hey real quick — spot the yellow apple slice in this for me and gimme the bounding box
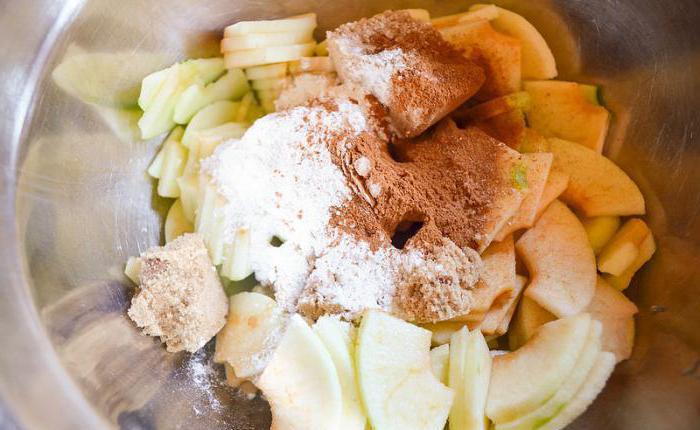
[586,277,638,362]
[251,77,290,91]
[258,314,342,430]
[313,316,367,430]
[431,4,499,29]
[448,328,492,430]
[581,216,621,255]
[471,5,557,79]
[315,39,329,56]
[516,200,596,317]
[547,138,645,217]
[181,100,240,148]
[244,62,288,80]
[507,294,556,351]
[486,314,592,424]
[440,21,521,99]
[224,13,317,37]
[495,321,602,430]
[536,352,616,430]
[357,310,453,430]
[403,8,431,22]
[430,344,450,385]
[164,199,194,243]
[535,168,569,217]
[224,42,316,69]
[124,256,141,284]
[598,218,651,275]
[524,81,610,152]
[495,152,553,240]
[221,30,314,51]
[603,231,656,290]
[214,292,287,378]
[481,274,527,336]
[288,56,336,74]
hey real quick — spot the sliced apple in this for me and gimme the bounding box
[315,39,329,56]
[124,256,142,284]
[181,100,240,148]
[586,277,638,362]
[423,321,480,347]
[462,236,516,318]
[581,216,621,255]
[546,138,645,217]
[258,314,342,430]
[524,81,610,152]
[430,344,450,385]
[486,314,592,424]
[535,168,568,217]
[164,199,194,243]
[536,352,617,430]
[440,21,521,99]
[251,77,290,91]
[448,328,492,430]
[603,231,656,290]
[173,69,249,124]
[473,108,527,149]
[507,295,556,351]
[244,62,288,80]
[481,274,527,336]
[454,92,531,123]
[313,316,367,430]
[471,5,557,79]
[288,56,335,74]
[495,152,553,240]
[598,218,651,276]
[516,200,596,317]
[495,321,602,430]
[224,42,316,69]
[431,4,499,29]
[221,227,253,281]
[214,292,287,378]
[357,310,453,430]
[156,127,187,198]
[221,30,314,51]
[403,8,431,22]
[224,13,317,37]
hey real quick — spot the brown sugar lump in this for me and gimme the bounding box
[327,10,485,138]
[128,233,228,353]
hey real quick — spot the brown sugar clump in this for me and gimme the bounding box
[128,234,228,353]
[327,10,485,138]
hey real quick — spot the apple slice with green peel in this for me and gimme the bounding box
[581,216,620,255]
[224,42,316,69]
[181,100,240,148]
[357,310,453,430]
[440,21,521,99]
[535,168,568,217]
[486,314,592,424]
[495,321,602,430]
[536,352,617,430]
[258,314,342,430]
[430,344,450,385]
[224,13,317,38]
[548,137,645,216]
[214,292,287,378]
[313,316,367,430]
[508,296,556,351]
[516,200,596,317]
[597,218,651,275]
[603,231,656,290]
[586,277,638,362]
[470,5,557,80]
[173,69,249,124]
[164,199,194,243]
[156,127,187,198]
[431,4,499,29]
[244,62,288,80]
[221,30,314,51]
[523,81,610,152]
[448,328,492,430]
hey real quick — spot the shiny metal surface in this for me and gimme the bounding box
[0,0,698,429]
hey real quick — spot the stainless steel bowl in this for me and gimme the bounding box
[1,0,699,429]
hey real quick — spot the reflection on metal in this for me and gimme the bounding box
[0,0,699,429]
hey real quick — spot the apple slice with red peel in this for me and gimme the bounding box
[486,314,592,423]
[357,310,453,430]
[516,200,596,317]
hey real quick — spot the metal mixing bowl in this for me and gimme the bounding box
[0,0,699,428]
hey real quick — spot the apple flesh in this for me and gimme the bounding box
[516,200,596,317]
[431,4,499,29]
[454,91,531,123]
[480,274,527,336]
[523,81,610,153]
[597,218,651,276]
[164,199,193,243]
[224,13,317,38]
[507,295,556,351]
[486,314,592,424]
[356,310,453,430]
[581,215,621,255]
[535,168,569,217]
[430,344,450,385]
[173,69,249,124]
[155,127,187,198]
[181,100,240,148]
[257,314,342,430]
[603,230,656,290]
[448,328,492,430]
[224,42,317,69]
[586,277,638,362]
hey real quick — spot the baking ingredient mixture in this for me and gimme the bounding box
[53,4,656,430]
